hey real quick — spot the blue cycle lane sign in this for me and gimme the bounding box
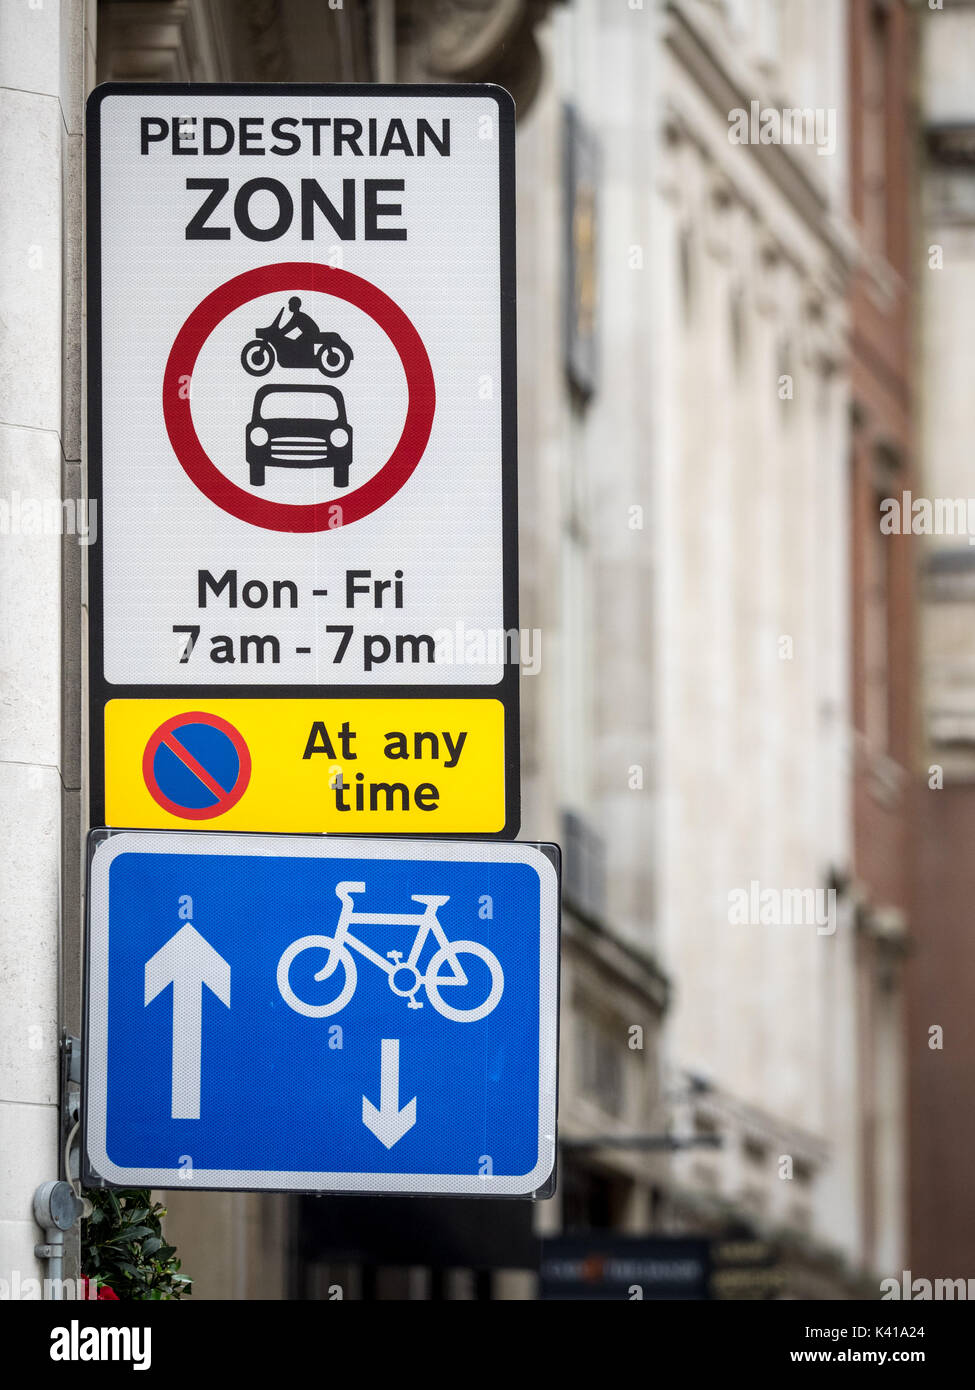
[83,830,560,1196]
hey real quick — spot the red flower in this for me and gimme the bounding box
[80,1275,120,1301]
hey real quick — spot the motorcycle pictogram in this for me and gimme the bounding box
[241,297,353,378]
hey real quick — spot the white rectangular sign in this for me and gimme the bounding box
[86,84,520,837]
[89,84,516,688]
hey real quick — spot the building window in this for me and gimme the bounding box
[743,1135,769,1166]
[576,1009,625,1119]
[861,3,889,257]
[730,286,747,374]
[679,227,695,320]
[561,810,607,921]
[777,339,794,423]
[864,489,892,753]
[561,1155,629,1232]
[792,1157,814,1186]
[694,1108,719,1137]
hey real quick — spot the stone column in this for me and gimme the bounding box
[0,0,90,1296]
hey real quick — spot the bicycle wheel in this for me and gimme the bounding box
[276,935,356,1018]
[424,941,504,1023]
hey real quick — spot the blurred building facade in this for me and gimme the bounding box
[846,0,915,1283]
[103,0,909,1300]
[644,0,908,1295]
[651,0,854,1274]
[913,0,975,1284]
[0,0,945,1302]
[521,0,910,1299]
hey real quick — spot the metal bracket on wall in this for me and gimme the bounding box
[59,1034,93,1191]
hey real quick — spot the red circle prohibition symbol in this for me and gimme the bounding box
[142,711,252,821]
[162,263,436,533]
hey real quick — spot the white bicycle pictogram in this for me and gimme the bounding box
[276,880,504,1023]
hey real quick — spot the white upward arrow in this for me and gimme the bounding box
[145,924,231,1121]
[362,1039,417,1149]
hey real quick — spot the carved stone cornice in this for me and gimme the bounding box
[96,0,230,83]
[97,0,553,104]
[96,0,365,86]
[425,0,530,75]
[663,0,853,276]
[401,0,555,115]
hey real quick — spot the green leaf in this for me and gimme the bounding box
[80,1186,190,1301]
[110,1224,155,1244]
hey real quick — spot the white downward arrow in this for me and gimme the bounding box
[362,1039,416,1149]
[145,923,231,1120]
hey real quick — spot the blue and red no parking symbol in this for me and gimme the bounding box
[142,712,251,820]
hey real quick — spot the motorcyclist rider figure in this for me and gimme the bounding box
[279,296,320,343]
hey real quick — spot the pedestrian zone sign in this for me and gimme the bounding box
[86,84,518,836]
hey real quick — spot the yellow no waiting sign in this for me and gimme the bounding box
[105,698,507,834]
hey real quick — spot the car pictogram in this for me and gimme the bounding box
[245,383,353,488]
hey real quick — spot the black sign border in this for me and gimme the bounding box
[85,82,519,838]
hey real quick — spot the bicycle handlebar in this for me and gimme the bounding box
[334,882,450,915]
